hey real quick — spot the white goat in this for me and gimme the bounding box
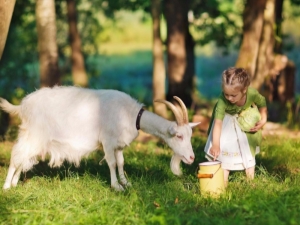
[0,86,199,191]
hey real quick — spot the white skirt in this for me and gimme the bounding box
[204,114,258,170]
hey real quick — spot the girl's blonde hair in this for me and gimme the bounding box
[222,67,251,90]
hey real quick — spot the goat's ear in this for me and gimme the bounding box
[168,125,178,136]
[189,122,200,128]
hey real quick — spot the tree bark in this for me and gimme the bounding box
[151,0,167,118]
[36,0,60,87]
[66,0,88,87]
[235,0,266,85]
[253,0,275,90]
[262,0,295,104]
[164,0,195,108]
[269,0,295,103]
[0,0,16,60]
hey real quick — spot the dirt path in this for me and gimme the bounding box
[262,122,300,139]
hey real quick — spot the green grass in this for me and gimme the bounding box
[0,135,300,225]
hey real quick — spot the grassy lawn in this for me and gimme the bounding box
[0,134,299,225]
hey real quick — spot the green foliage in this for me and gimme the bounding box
[0,0,300,123]
[286,96,300,129]
[290,0,300,6]
[0,0,38,99]
[191,0,244,50]
[98,0,151,15]
[0,136,300,224]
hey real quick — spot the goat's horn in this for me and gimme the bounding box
[173,96,188,124]
[154,99,184,126]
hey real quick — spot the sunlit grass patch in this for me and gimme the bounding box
[257,136,300,177]
[0,135,300,224]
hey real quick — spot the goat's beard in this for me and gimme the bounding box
[170,154,183,176]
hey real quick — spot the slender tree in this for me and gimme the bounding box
[151,0,167,118]
[164,0,195,108]
[254,0,275,90]
[66,0,88,87]
[235,0,267,86]
[36,0,60,87]
[0,0,16,60]
[267,0,295,104]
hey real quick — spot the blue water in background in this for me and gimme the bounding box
[88,51,238,105]
[89,49,300,105]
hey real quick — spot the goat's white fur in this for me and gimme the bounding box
[0,86,199,191]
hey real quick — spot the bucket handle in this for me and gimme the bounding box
[197,164,221,179]
[197,173,214,178]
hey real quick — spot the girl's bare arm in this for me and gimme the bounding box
[210,119,223,160]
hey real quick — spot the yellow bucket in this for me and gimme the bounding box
[197,161,225,196]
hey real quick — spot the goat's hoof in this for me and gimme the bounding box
[111,183,125,192]
[121,181,132,188]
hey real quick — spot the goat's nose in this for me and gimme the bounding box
[190,156,194,160]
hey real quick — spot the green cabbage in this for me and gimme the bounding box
[237,106,261,132]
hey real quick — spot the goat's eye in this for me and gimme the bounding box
[176,134,183,140]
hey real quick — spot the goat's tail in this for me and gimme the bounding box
[0,98,21,116]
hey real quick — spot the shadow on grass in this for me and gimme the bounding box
[18,151,112,187]
[9,137,206,191]
[14,149,178,189]
[0,135,206,192]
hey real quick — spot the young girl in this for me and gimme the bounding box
[204,67,267,186]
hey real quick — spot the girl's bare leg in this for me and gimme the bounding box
[223,169,230,187]
[246,166,255,180]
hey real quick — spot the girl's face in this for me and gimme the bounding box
[223,85,247,106]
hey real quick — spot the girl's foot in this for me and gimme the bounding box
[246,166,255,180]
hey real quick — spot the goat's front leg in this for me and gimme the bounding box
[103,147,124,191]
[115,150,131,188]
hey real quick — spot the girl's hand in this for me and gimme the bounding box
[209,146,220,161]
[250,106,267,132]
[249,119,266,132]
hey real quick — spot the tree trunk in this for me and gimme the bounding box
[151,0,167,118]
[269,0,295,103]
[253,0,275,90]
[36,0,60,87]
[0,0,16,60]
[164,0,195,108]
[66,0,88,87]
[235,0,266,86]
[272,60,295,103]
[262,0,295,104]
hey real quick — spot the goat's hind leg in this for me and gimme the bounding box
[115,149,131,188]
[3,142,23,189]
[3,143,21,189]
[3,140,36,189]
[3,163,18,189]
[11,167,22,187]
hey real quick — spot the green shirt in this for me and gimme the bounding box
[214,87,267,121]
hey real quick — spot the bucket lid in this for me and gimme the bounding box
[199,161,221,166]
